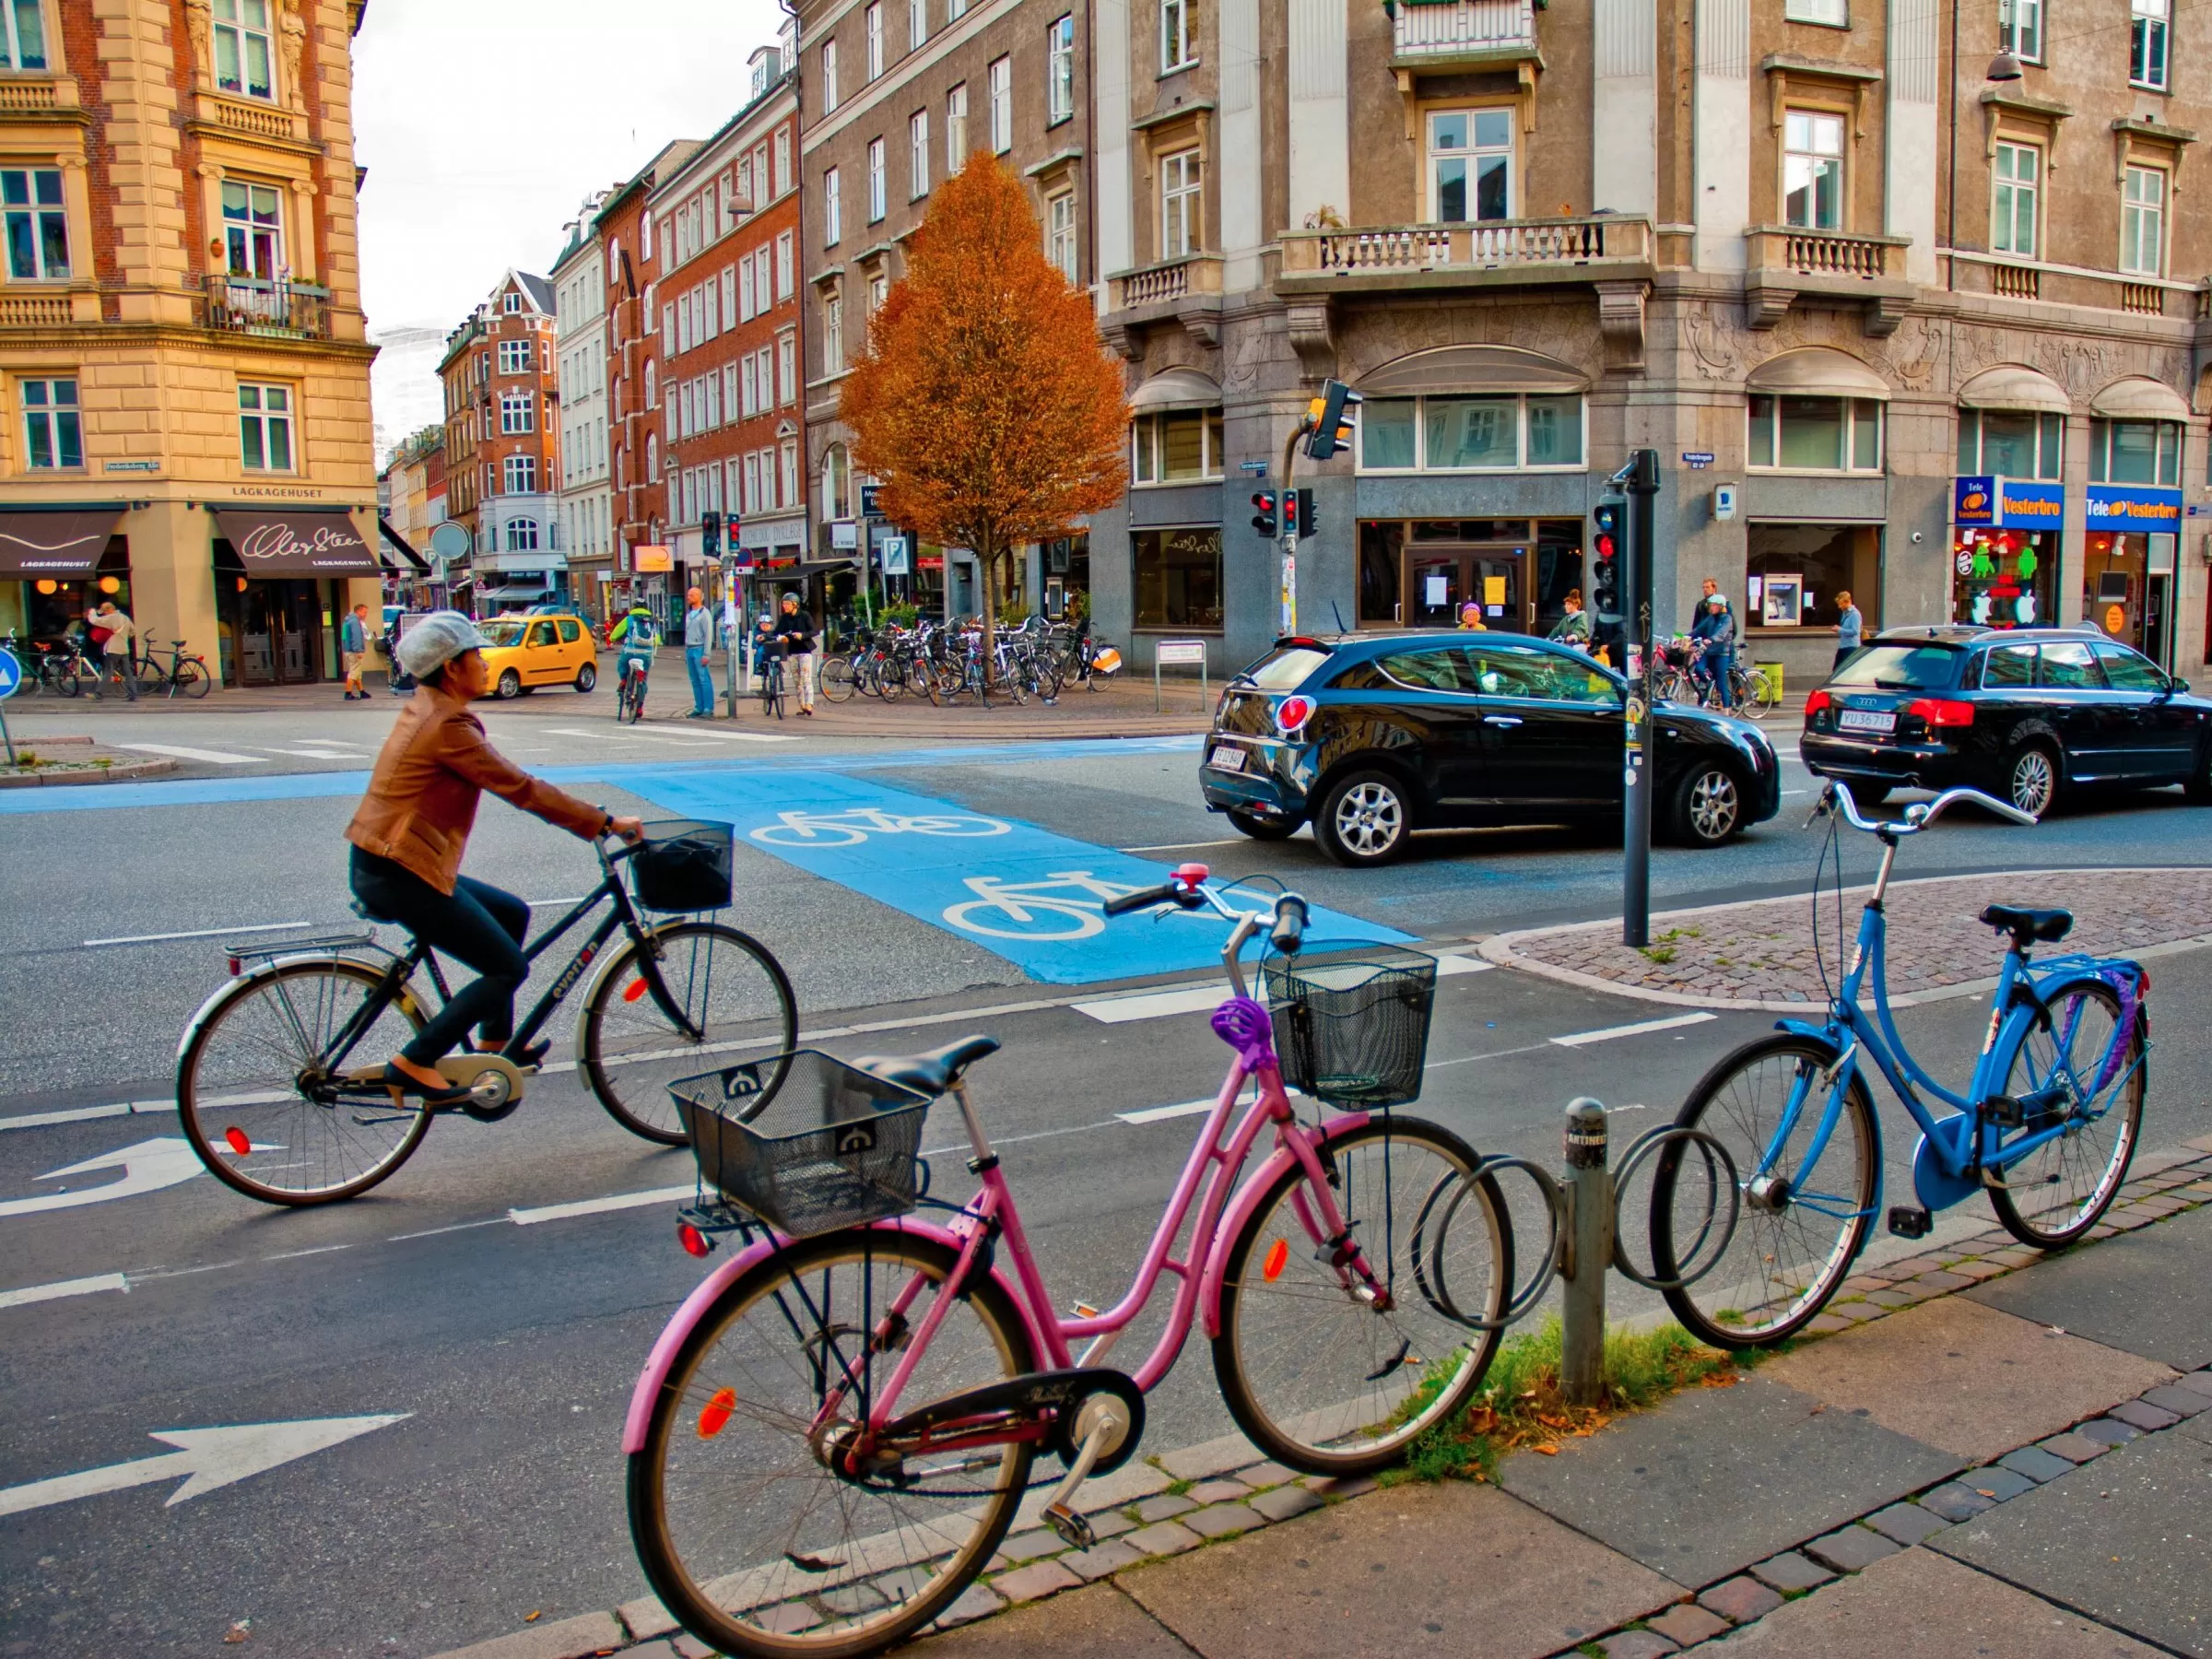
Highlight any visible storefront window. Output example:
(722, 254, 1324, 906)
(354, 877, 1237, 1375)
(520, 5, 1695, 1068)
(2089, 418, 2181, 486)
(1132, 527, 1221, 629)
(1131, 408, 1225, 483)
(1958, 409, 2063, 479)
(2081, 531, 2171, 653)
(1357, 395, 1583, 472)
(1746, 524, 1881, 629)
(1747, 396, 1882, 472)
(1951, 527, 2053, 629)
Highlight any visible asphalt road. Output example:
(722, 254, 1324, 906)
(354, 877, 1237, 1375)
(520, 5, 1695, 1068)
(2, 707, 2209, 1656)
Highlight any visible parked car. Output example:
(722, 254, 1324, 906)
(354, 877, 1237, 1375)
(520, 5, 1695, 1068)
(1801, 625, 2212, 818)
(474, 613, 599, 699)
(1200, 632, 1783, 866)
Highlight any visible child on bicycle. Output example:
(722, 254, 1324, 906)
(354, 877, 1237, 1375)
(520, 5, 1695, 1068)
(609, 602, 660, 712)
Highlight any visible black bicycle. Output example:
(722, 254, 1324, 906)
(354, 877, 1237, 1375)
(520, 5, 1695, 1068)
(175, 821, 797, 1206)
(135, 638, 214, 699)
(758, 647, 786, 720)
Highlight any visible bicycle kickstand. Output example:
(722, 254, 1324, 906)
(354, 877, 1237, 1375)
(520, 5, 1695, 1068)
(1039, 1395, 1133, 1551)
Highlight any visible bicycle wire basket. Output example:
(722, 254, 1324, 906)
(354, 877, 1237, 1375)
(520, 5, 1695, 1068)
(1261, 942, 1438, 1109)
(670, 1050, 932, 1238)
(630, 818, 735, 912)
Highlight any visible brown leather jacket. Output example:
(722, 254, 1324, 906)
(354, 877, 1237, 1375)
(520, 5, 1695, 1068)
(346, 684, 607, 894)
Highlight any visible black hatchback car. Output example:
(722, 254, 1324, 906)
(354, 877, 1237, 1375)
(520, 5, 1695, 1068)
(1200, 632, 1782, 866)
(1801, 626, 2212, 818)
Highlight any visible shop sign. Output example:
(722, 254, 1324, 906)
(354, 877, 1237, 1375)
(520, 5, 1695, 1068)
(633, 545, 674, 572)
(831, 521, 858, 549)
(104, 460, 159, 474)
(1953, 476, 2064, 531)
(2084, 484, 2183, 529)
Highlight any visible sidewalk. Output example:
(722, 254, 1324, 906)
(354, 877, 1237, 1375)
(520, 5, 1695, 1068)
(435, 1135, 2212, 1659)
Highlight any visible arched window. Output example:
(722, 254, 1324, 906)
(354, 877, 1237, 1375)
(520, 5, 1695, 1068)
(506, 518, 539, 551)
(822, 442, 850, 519)
(646, 432, 659, 484)
(644, 359, 657, 407)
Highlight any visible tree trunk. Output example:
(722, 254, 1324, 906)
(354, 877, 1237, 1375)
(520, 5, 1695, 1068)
(975, 529, 998, 686)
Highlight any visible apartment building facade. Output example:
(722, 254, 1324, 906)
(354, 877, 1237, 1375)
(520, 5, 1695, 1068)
(435, 272, 561, 611)
(0, 0, 385, 688)
(1075, 0, 2212, 685)
(377, 423, 445, 608)
(553, 195, 616, 619)
(649, 46, 808, 602)
(797, 0, 1090, 616)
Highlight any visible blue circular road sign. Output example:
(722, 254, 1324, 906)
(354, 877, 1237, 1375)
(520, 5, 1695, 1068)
(0, 648, 21, 700)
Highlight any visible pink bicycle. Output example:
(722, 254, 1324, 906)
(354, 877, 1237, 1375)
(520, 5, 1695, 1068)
(623, 867, 1513, 1657)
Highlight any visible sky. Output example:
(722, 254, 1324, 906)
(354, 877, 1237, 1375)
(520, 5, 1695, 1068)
(353, 0, 791, 460)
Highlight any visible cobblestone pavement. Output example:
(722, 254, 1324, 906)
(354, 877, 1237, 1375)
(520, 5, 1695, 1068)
(1480, 867, 2212, 1010)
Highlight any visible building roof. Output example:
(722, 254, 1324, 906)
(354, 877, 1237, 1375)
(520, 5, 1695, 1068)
(512, 271, 555, 314)
(650, 67, 798, 202)
(595, 138, 702, 232)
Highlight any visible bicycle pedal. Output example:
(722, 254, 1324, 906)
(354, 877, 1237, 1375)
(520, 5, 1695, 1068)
(1041, 1502, 1094, 1551)
(1886, 1206, 1933, 1240)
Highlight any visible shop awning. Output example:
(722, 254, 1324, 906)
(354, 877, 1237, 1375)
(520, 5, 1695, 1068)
(478, 584, 552, 602)
(1129, 367, 1222, 411)
(2089, 376, 2191, 421)
(211, 508, 381, 576)
(1957, 364, 2070, 414)
(1354, 345, 1588, 396)
(0, 507, 124, 578)
(377, 515, 429, 573)
(1745, 348, 1890, 400)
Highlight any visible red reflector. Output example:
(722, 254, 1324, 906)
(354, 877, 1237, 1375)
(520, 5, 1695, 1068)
(622, 978, 650, 1003)
(1263, 1238, 1289, 1283)
(1906, 697, 1975, 728)
(1277, 695, 1316, 736)
(1804, 688, 1831, 719)
(227, 957, 242, 977)
(224, 1127, 251, 1157)
(678, 1222, 712, 1258)
(697, 1385, 736, 1439)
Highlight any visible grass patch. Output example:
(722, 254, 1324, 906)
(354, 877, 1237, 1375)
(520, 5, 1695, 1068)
(1640, 946, 1677, 965)
(1160, 1476, 1194, 1498)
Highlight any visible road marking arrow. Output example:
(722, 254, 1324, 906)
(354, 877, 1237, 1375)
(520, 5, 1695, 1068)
(0, 1415, 409, 1518)
(0, 1136, 206, 1219)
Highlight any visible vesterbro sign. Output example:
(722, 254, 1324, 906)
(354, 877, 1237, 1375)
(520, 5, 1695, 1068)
(2084, 484, 2183, 529)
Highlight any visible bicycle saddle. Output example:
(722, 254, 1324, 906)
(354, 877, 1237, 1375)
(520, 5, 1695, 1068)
(1982, 904, 2072, 945)
(852, 1035, 1000, 1098)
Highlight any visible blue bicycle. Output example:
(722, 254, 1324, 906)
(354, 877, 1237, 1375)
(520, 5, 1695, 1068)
(1652, 781, 2149, 1348)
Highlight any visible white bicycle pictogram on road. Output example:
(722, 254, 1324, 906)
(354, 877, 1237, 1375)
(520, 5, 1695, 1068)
(943, 871, 1264, 942)
(750, 807, 1012, 848)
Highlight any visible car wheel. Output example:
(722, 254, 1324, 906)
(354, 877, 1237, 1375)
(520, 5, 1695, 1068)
(1668, 762, 1745, 849)
(2005, 742, 2059, 820)
(1227, 809, 1299, 842)
(574, 663, 597, 693)
(496, 668, 522, 700)
(1314, 771, 1412, 867)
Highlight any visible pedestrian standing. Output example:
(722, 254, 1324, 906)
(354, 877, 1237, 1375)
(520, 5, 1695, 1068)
(681, 585, 714, 718)
(775, 592, 818, 716)
(1548, 590, 1590, 649)
(1833, 591, 1863, 673)
(87, 599, 137, 701)
(341, 603, 371, 700)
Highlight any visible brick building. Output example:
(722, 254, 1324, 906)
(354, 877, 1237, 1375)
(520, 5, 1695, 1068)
(552, 191, 618, 621)
(0, 0, 386, 688)
(436, 271, 561, 613)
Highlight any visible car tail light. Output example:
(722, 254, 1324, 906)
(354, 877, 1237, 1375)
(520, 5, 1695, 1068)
(1276, 695, 1317, 736)
(1906, 698, 1975, 728)
(1804, 689, 1831, 721)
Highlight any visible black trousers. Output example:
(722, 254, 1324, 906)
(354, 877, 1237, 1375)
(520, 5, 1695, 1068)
(349, 847, 530, 1065)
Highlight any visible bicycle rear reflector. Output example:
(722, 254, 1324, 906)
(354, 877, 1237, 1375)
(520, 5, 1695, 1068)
(224, 1127, 251, 1157)
(697, 1386, 737, 1440)
(677, 1222, 713, 1258)
(1263, 1238, 1289, 1282)
(623, 978, 650, 1004)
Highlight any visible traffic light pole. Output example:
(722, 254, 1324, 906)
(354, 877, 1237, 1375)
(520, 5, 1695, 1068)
(1278, 428, 1305, 633)
(1622, 448, 1660, 948)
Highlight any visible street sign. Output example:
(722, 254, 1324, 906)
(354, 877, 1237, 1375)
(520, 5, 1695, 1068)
(880, 536, 910, 575)
(1682, 452, 1715, 468)
(0, 1415, 410, 1519)
(860, 484, 882, 517)
(1239, 459, 1269, 476)
(428, 522, 470, 561)
(0, 648, 20, 700)
(1154, 641, 1207, 665)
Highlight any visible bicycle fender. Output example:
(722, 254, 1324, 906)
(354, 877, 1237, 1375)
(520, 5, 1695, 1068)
(1197, 1112, 1371, 1341)
(175, 957, 423, 1063)
(620, 1217, 1039, 1456)
(1771, 1018, 1840, 1049)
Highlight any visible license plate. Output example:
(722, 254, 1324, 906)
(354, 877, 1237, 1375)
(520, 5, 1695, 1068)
(1207, 745, 1248, 773)
(1839, 709, 1896, 735)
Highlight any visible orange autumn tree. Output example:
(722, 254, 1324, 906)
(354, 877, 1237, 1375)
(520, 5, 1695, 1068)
(840, 155, 1126, 672)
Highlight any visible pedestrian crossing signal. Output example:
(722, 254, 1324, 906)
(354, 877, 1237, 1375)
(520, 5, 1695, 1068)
(1250, 489, 1279, 537)
(1590, 496, 1625, 629)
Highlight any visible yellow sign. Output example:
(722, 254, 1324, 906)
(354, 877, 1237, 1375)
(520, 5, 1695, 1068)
(2103, 603, 2126, 634)
(634, 545, 674, 573)
(1484, 575, 1507, 606)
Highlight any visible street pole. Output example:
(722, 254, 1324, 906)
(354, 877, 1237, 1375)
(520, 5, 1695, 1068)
(1278, 427, 1308, 634)
(1622, 448, 1660, 948)
(1560, 1099, 1612, 1407)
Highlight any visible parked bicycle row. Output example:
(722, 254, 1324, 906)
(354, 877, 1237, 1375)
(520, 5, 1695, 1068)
(817, 614, 1122, 708)
(3, 624, 211, 700)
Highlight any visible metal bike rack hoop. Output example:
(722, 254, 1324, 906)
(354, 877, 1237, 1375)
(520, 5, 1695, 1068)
(1609, 1124, 1741, 1293)
(1419, 1154, 1564, 1333)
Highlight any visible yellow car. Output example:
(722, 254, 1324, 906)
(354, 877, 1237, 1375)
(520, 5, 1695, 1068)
(475, 613, 599, 698)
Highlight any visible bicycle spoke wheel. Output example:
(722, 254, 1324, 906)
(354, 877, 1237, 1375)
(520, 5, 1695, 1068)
(176, 959, 431, 1206)
(818, 658, 855, 703)
(1988, 981, 2143, 1248)
(1653, 1035, 1877, 1348)
(582, 921, 798, 1144)
(178, 659, 212, 697)
(629, 1232, 1033, 1659)
(1215, 1120, 1507, 1475)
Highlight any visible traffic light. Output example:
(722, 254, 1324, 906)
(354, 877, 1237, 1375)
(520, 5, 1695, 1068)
(1280, 489, 1299, 538)
(1250, 488, 1279, 537)
(1295, 487, 1317, 539)
(1304, 380, 1362, 461)
(1590, 494, 1626, 630)
(700, 510, 722, 558)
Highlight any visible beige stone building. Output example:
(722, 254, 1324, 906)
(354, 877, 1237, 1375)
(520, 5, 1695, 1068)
(0, 0, 383, 688)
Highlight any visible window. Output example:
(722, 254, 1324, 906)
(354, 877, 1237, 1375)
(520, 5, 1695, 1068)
(1047, 192, 1077, 281)
(1999, 0, 2041, 61)
(1131, 408, 1225, 482)
(825, 168, 841, 244)
(909, 0, 925, 48)
(497, 338, 531, 375)
(1047, 15, 1075, 124)
(19, 377, 78, 469)
(988, 55, 1012, 152)
(505, 518, 539, 551)
(2131, 0, 2170, 89)
(948, 85, 969, 171)
(1783, 0, 1846, 20)
(2, 0, 47, 69)
(867, 137, 886, 220)
(1428, 109, 1512, 224)
(774, 127, 792, 197)
(905, 110, 931, 197)
(1991, 142, 2039, 258)
(503, 453, 537, 494)
(2121, 165, 2165, 276)
(237, 382, 292, 471)
(500, 391, 534, 434)
(2094, 641, 2168, 690)
(779, 335, 795, 402)
(821, 39, 839, 112)
(741, 355, 758, 418)
(825, 294, 844, 372)
(3, 168, 67, 279)
(1783, 110, 1845, 229)
(1356, 394, 1585, 471)
(1958, 409, 2063, 479)
(947, 0, 967, 15)
(781, 440, 799, 505)
(1747, 395, 1882, 471)
(1160, 147, 1202, 256)
(2089, 418, 2182, 485)
(1134, 528, 1223, 629)
(865, 3, 883, 77)
(775, 230, 794, 298)
(213, 0, 275, 100)
(823, 443, 851, 518)
(739, 259, 755, 322)
(502, 290, 523, 314)
(1160, 0, 1194, 71)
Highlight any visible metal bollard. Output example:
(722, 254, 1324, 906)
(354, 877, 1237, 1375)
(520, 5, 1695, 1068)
(1560, 1098, 1612, 1407)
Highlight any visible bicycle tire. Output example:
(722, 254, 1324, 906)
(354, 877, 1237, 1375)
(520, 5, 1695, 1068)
(177, 658, 212, 698)
(818, 656, 856, 702)
(55, 664, 80, 697)
(176, 957, 432, 1206)
(1214, 1119, 1508, 1475)
(628, 1231, 1034, 1659)
(1651, 1034, 1878, 1349)
(581, 920, 798, 1145)
(1986, 979, 2144, 1249)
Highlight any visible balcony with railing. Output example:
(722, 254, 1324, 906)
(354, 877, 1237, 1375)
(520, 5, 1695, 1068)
(1940, 249, 2205, 324)
(1108, 253, 1224, 312)
(1278, 215, 1652, 294)
(1386, 0, 1537, 64)
(1743, 226, 1914, 333)
(198, 275, 333, 339)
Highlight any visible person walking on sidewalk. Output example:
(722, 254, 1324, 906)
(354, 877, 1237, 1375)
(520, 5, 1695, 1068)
(341, 603, 371, 700)
(1833, 591, 1864, 673)
(87, 599, 136, 701)
(681, 586, 715, 719)
(772, 592, 818, 716)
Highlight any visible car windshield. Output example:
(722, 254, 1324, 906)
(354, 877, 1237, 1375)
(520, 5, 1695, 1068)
(1827, 643, 1961, 692)
(477, 620, 527, 648)
(1235, 646, 1331, 690)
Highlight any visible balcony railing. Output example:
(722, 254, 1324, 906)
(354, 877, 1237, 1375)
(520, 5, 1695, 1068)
(1280, 215, 1651, 277)
(0, 292, 74, 326)
(2121, 281, 2167, 316)
(199, 275, 332, 339)
(1107, 253, 1224, 311)
(1389, 0, 1536, 60)
(1747, 227, 1908, 281)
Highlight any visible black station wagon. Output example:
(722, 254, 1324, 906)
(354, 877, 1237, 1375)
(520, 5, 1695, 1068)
(1200, 632, 1783, 866)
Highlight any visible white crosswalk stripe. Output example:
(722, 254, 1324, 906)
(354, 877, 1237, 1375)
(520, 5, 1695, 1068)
(114, 743, 263, 766)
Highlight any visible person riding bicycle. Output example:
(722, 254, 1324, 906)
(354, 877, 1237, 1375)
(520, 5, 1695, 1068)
(609, 601, 660, 710)
(346, 612, 641, 1106)
(1688, 589, 1737, 710)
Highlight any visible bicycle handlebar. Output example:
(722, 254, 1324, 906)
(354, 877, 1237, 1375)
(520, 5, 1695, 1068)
(1818, 779, 2039, 836)
(1102, 882, 1182, 916)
